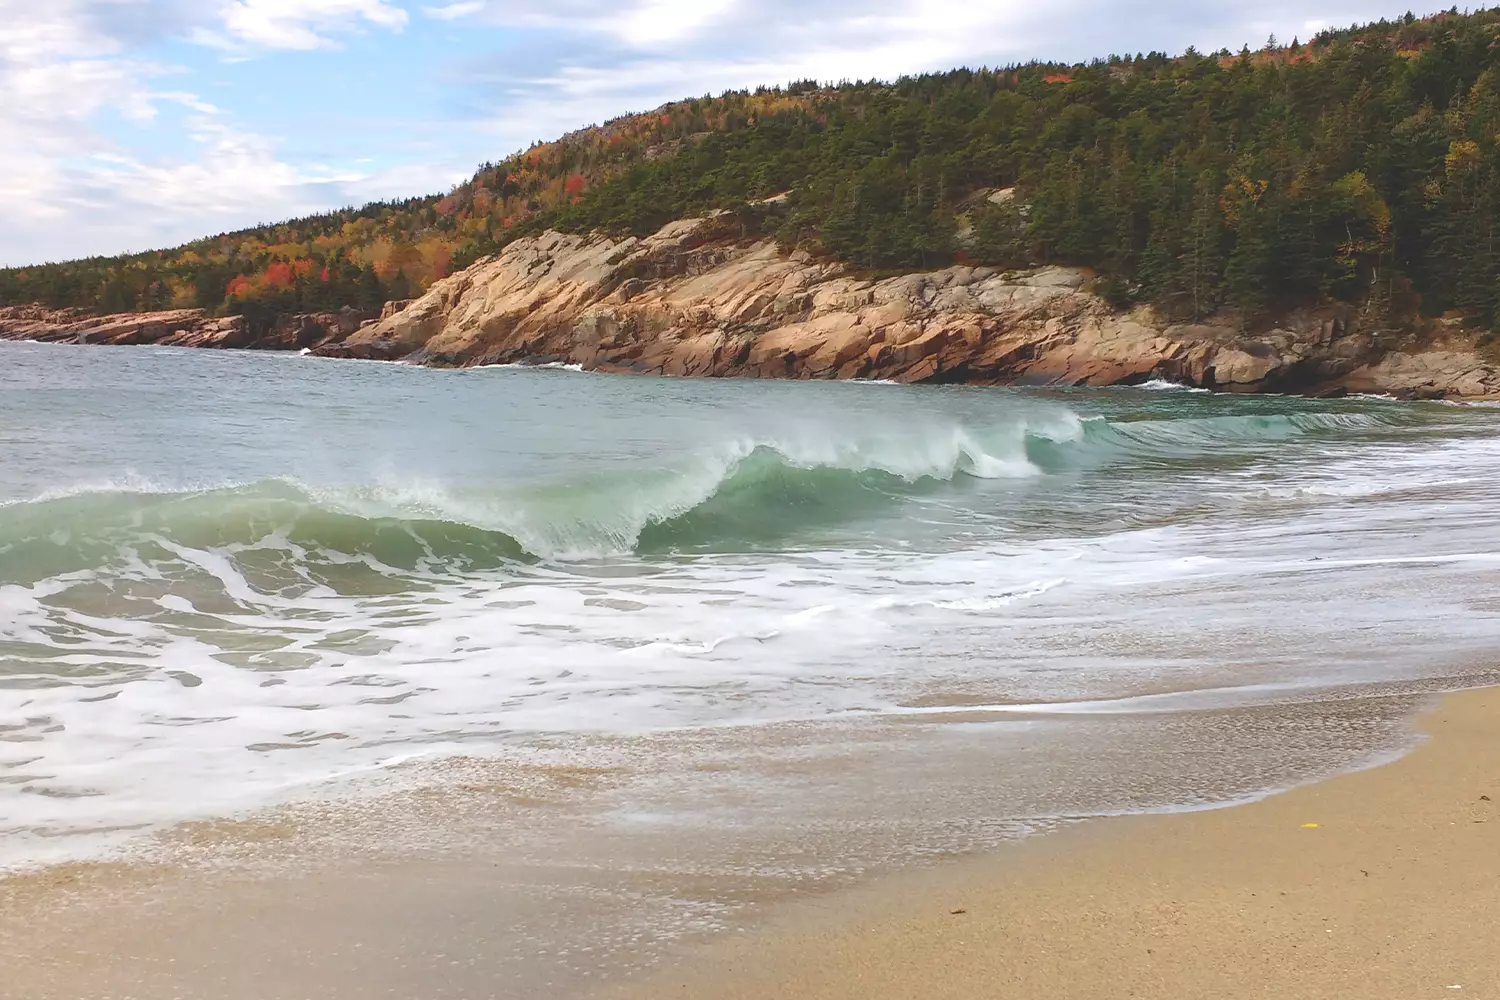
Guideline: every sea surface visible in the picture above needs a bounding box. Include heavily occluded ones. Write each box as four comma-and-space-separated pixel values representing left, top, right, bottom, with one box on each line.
3, 342, 1500, 984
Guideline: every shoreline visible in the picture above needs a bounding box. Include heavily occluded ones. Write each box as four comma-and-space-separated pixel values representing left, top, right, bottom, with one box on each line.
6, 293, 1500, 402
615, 686, 1500, 1000
2, 686, 1494, 999
6, 338, 1500, 404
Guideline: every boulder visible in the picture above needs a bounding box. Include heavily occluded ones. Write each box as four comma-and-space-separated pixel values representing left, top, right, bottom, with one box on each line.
307, 339, 408, 362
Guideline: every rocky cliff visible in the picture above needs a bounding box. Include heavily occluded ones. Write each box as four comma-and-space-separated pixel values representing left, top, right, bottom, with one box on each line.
6, 217, 1499, 400
333, 218, 1499, 400
0, 305, 366, 352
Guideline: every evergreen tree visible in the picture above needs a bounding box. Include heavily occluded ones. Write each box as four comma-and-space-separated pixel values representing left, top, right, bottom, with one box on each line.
388, 269, 413, 301
356, 268, 385, 314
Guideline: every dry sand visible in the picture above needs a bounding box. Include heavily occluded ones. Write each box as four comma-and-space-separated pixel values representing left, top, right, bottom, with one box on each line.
619, 687, 1500, 1000
4, 690, 1497, 999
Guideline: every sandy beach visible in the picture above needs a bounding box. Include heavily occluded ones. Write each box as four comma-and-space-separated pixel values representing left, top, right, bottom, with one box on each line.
2, 688, 1497, 998
620, 686, 1500, 1000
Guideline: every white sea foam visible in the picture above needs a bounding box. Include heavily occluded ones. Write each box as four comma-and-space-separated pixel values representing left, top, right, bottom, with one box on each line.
473, 361, 588, 372
1, 472, 229, 507
1132, 378, 1212, 393
5, 350, 1500, 872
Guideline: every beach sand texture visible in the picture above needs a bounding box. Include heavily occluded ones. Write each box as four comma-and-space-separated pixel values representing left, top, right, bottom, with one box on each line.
4, 689, 1497, 999
624, 687, 1500, 1000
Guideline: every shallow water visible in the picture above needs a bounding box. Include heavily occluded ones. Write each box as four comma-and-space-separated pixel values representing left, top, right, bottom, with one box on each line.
2, 344, 1499, 951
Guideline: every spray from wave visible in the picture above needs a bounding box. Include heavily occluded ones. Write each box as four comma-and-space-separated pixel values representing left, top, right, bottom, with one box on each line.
0, 406, 1405, 582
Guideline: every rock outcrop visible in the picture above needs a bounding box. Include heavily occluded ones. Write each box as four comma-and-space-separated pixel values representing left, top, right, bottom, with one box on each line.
333, 218, 1500, 399
0, 306, 248, 348
0, 305, 367, 353
6, 218, 1498, 400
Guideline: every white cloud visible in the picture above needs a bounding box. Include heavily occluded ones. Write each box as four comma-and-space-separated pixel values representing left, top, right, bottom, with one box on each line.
610, 0, 741, 47
202, 0, 409, 51
422, 1, 484, 20
0, 0, 451, 265
0, 3, 169, 225
455, 0, 1421, 65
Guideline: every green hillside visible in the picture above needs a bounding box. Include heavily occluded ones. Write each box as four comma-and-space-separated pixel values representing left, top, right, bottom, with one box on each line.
6, 8, 1500, 335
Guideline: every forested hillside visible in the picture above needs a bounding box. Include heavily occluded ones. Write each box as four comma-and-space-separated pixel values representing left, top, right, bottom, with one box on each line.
6, 7, 1500, 333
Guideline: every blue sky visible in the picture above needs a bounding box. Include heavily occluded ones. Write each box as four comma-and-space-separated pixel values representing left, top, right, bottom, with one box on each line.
0, 0, 1427, 266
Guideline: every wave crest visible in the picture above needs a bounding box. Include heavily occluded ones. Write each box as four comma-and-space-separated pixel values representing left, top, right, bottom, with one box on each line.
0, 405, 1400, 579
0, 429, 1037, 579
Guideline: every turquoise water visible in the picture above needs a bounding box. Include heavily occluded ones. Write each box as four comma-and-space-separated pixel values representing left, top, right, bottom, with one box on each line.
3, 342, 1500, 871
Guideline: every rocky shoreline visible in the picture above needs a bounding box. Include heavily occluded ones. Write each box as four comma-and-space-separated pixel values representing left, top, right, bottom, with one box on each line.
0, 303, 371, 353
5, 218, 1498, 400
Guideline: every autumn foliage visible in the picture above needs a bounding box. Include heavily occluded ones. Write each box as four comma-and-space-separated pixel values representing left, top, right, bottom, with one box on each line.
9, 9, 1500, 333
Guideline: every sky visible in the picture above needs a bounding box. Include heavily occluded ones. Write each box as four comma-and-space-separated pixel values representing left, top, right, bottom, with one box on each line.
0, 0, 1430, 266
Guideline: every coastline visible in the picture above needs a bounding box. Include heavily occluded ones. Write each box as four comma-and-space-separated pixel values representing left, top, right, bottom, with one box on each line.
616, 686, 1500, 1000
7, 220, 1500, 401
3, 687, 1495, 999
5, 336, 1500, 406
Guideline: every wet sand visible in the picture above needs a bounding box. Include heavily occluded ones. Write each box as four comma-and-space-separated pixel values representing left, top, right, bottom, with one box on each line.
3, 689, 1496, 999
619, 687, 1500, 1000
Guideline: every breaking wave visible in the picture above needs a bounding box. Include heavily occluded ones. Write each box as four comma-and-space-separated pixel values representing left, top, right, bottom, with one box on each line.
0, 407, 1403, 579
1027, 409, 1399, 466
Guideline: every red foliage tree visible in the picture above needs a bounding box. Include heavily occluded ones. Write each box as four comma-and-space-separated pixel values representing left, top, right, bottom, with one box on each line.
264, 261, 295, 288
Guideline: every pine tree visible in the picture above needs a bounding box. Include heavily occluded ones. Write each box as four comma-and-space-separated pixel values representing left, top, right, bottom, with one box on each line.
1180, 172, 1225, 320
389, 269, 413, 301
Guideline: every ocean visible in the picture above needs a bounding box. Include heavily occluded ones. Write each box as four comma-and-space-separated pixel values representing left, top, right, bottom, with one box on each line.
3, 341, 1499, 989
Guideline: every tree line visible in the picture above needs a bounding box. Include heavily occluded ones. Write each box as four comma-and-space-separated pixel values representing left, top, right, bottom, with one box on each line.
5, 7, 1500, 332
